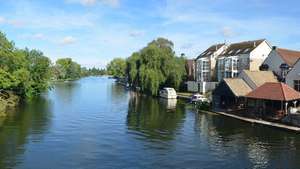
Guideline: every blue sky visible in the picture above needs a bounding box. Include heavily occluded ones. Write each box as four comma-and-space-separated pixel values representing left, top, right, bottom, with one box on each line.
0, 0, 299, 68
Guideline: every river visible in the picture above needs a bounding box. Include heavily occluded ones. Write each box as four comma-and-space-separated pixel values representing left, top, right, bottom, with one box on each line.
0, 77, 299, 169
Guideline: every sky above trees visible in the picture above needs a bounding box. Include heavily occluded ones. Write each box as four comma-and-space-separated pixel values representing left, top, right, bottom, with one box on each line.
0, 0, 299, 68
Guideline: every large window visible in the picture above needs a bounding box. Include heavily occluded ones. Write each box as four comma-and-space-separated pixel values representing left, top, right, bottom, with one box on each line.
198, 60, 210, 82
294, 80, 300, 92
232, 59, 239, 70
202, 72, 210, 81
202, 60, 210, 71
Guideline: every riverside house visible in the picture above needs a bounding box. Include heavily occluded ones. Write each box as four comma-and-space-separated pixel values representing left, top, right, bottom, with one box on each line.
217, 39, 272, 81
188, 39, 272, 93
187, 43, 227, 93
261, 46, 300, 91
245, 82, 300, 120
213, 70, 278, 110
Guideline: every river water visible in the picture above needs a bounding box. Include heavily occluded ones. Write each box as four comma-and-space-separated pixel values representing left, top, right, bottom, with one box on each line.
0, 77, 300, 169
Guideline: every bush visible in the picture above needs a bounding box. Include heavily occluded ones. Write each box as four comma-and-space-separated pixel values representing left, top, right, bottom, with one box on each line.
197, 101, 211, 111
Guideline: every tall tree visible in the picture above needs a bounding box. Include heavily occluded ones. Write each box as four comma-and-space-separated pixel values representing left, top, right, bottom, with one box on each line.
125, 37, 187, 95
54, 58, 81, 80
106, 58, 126, 78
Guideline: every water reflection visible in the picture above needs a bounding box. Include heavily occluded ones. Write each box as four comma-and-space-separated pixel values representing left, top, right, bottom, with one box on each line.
51, 81, 81, 104
1, 77, 300, 169
159, 98, 177, 110
126, 93, 185, 142
195, 112, 300, 169
0, 96, 52, 169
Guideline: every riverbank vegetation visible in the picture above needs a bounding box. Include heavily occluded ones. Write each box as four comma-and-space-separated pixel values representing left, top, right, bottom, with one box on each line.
107, 38, 187, 96
0, 31, 106, 115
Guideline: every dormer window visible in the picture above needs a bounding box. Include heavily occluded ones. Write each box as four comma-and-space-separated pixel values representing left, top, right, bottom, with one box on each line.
280, 63, 290, 82
228, 50, 234, 55
244, 48, 250, 53
235, 49, 241, 54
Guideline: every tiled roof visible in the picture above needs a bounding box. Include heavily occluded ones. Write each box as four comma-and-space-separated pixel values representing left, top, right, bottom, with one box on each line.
245, 82, 300, 101
196, 43, 225, 59
276, 48, 300, 67
221, 39, 265, 56
224, 78, 252, 97
242, 70, 278, 88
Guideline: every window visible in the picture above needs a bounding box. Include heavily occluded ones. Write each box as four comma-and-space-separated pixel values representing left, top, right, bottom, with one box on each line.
244, 48, 250, 53
202, 60, 210, 71
225, 71, 232, 78
228, 50, 234, 55
294, 80, 300, 91
202, 72, 210, 81
232, 59, 239, 70
235, 49, 241, 54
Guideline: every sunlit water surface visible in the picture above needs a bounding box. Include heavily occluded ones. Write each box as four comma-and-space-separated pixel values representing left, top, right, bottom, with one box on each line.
0, 77, 300, 169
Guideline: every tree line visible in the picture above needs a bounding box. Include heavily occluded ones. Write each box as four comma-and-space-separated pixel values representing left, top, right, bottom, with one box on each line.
106, 38, 187, 96
0, 31, 105, 99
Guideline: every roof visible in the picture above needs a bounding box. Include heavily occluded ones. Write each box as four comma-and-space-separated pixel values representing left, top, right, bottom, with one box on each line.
223, 78, 252, 97
246, 82, 300, 101
186, 59, 195, 65
276, 48, 300, 67
221, 39, 265, 56
196, 43, 225, 59
242, 70, 278, 88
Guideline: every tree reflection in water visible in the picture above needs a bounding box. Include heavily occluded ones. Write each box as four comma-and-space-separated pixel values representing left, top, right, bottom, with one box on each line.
0, 96, 52, 169
126, 92, 186, 143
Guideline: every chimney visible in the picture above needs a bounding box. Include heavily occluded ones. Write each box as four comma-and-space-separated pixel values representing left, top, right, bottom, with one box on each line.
272, 46, 277, 50
253, 41, 256, 47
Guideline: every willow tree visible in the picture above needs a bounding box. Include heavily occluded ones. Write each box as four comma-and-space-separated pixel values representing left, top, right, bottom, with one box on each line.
106, 58, 126, 78
126, 38, 187, 95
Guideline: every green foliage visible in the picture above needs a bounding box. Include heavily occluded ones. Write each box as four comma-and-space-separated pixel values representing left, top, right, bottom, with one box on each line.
106, 58, 126, 78
53, 58, 81, 80
196, 101, 211, 111
125, 37, 187, 95
0, 31, 51, 98
81, 67, 106, 77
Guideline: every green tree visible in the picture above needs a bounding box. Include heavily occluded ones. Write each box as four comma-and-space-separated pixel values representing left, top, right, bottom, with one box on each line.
106, 58, 126, 78
125, 37, 187, 95
54, 58, 81, 80
0, 31, 52, 98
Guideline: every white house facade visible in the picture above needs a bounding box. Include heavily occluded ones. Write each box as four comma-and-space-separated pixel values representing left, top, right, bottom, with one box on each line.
286, 60, 300, 92
187, 44, 227, 93
217, 39, 272, 81
262, 47, 300, 91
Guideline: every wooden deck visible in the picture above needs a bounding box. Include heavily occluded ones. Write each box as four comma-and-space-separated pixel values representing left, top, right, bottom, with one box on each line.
207, 110, 300, 132
177, 92, 192, 100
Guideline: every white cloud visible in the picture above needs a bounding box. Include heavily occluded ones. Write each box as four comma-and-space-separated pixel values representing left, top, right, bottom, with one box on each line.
66, 0, 120, 7
221, 27, 235, 38
100, 0, 120, 7
0, 16, 5, 24
129, 30, 145, 37
21, 33, 46, 40
81, 0, 97, 6
60, 36, 77, 45
0, 16, 24, 27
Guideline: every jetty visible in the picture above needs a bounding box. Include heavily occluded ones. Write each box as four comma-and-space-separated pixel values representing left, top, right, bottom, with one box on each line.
205, 110, 300, 132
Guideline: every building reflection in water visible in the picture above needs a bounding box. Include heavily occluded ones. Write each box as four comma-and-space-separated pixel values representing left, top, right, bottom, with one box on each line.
159, 98, 177, 110
194, 112, 300, 169
126, 92, 185, 144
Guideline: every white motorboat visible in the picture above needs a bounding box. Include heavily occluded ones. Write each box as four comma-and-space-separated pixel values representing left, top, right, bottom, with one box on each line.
159, 88, 177, 99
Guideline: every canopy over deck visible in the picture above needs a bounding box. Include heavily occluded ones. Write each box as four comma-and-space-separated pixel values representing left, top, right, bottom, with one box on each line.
245, 82, 300, 101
